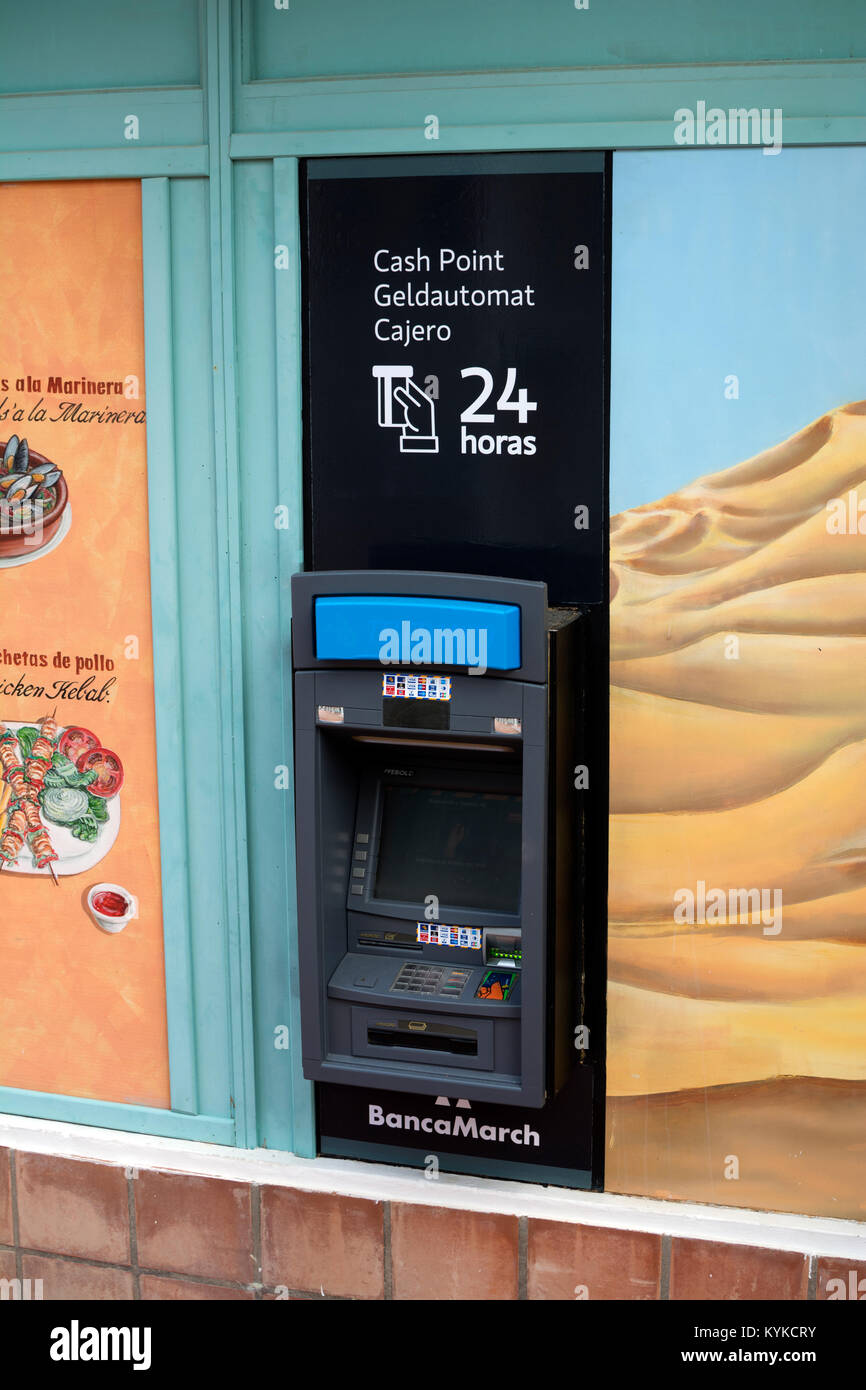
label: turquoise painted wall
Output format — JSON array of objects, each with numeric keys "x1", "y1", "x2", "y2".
[
  {"x1": 2, "y1": 0, "x2": 201, "y2": 93},
  {"x1": 0, "y1": 0, "x2": 864, "y2": 1156},
  {"x1": 249, "y1": 0, "x2": 866, "y2": 79}
]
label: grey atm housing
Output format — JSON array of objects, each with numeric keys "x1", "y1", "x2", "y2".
[{"x1": 292, "y1": 570, "x2": 584, "y2": 1108}]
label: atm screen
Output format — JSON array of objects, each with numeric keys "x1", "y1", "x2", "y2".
[{"x1": 373, "y1": 785, "x2": 522, "y2": 915}]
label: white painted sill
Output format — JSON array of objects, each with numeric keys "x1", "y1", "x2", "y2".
[{"x1": 1, "y1": 1110, "x2": 864, "y2": 1261}]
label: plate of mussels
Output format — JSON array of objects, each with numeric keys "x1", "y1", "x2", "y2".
[{"x1": 0, "y1": 436, "x2": 70, "y2": 566}]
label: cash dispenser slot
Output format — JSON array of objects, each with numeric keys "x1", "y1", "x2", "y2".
[
  {"x1": 351, "y1": 1005, "x2": 495, "y2": 1071},
  {"x1": 366, "y1": 1022, "x2": 479, "y2": 1056}
]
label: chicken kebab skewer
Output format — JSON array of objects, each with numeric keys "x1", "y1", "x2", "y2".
[
  {"x1": 0, "y1": 717, "x2": 60, "y2": 880},
  {"x1": 0, "y1": 723, "x2": 28, "y2": 864},
  {"x1": 26, "y1": 713, "x2": 61, "y2": 881},
  {"x1": 27, "y1": 717, "x2": 61, "y2": 878}
]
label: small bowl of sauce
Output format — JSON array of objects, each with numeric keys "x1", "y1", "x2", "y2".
[{"x1": 87, "y1": 883, "x2": 138, "y2": 934}]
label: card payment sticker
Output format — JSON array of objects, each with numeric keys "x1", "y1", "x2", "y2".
[
  {"x1": 416, "y1": 923, "x2": 482, "y2": 949},
  {"x1": 383, "y1": 674, "x2": 451, "y2": 700}
]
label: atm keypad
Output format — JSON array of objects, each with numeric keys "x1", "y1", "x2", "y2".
[{"x1": 392, "y1": 962, "x2": 471, "y2": 998}]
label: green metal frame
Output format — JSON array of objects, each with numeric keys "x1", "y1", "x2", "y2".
[{"x1": 0, "y1": 0, "x2": 863, "y2": 1154}]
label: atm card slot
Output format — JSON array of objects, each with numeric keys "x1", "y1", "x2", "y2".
[{"x1": 358, "y1": 930, "x2": 422, "y2": 950}]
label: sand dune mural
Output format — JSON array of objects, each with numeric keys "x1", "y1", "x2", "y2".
[{"x1": 606, "y1": 402, "x2": 866, "y2": 1219}]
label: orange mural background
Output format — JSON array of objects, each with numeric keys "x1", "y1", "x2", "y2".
[
  {"x1": 606, "y1": 403, "x2": 866, "y2": 1220},
  {"x1": 0, "y1": 181, "x2": 169, "y2": 1107}
]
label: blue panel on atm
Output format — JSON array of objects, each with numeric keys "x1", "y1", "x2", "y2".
[{"x1": 314, "y1": 595, "x2": 521, "y2": 670}]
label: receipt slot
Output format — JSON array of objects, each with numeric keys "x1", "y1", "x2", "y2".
[{"x1": 292, "y1": 569, "x2": 585, "y2": 1108}]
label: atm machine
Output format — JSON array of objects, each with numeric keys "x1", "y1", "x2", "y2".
[{"x1": 291, "y1": 568, "x2": 587, "y2": 1109}]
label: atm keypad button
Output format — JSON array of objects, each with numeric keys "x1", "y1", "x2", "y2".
[
  {"x1": 350, "y1": 885, "x2": 364, "y2": 895},
  {"x1": 352, "y1": 867, "x2": 366, "y2": 878}
]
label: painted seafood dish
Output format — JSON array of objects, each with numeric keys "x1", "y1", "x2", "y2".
[
  {"x1": 0, "y1": 436, "x2": 70, "y2": 565},
  {"x1": 0, "y1": 716, "x2": 123, "y2": 877}
]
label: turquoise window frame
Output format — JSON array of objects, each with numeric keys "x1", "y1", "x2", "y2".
[{"x1": 0, "y1": 0, "x2": 863, "y2": 1157}]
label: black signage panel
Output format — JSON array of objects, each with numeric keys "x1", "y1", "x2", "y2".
[
  {"x1": 318, "y1": 1068, "x2": 596, "y2": 1187},
  {"x1": 302, "y1": 153, "x2": 609, "y2": 605}
]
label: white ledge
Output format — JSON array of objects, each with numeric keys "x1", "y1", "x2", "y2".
[{"x1": 1, "y1": 1110, "x2": 864, "y2": 1260}]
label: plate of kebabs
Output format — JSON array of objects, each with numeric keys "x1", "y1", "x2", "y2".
[{"x1": 0, "y1": 714, "x2": 122, "y2": 878}]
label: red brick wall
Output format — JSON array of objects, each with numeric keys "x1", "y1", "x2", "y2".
[{"x1": 0, "y1": 1146, "x2": 862, "y2": 1300}]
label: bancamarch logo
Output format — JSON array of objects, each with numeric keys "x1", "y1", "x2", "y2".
[{"x1": 369, "y1": 1104, "x2": 540, "y2": 1146}]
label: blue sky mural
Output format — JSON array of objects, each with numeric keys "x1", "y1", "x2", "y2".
[{"x1": 610, "y1": 147, "x2": 866, "y2": 515}]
